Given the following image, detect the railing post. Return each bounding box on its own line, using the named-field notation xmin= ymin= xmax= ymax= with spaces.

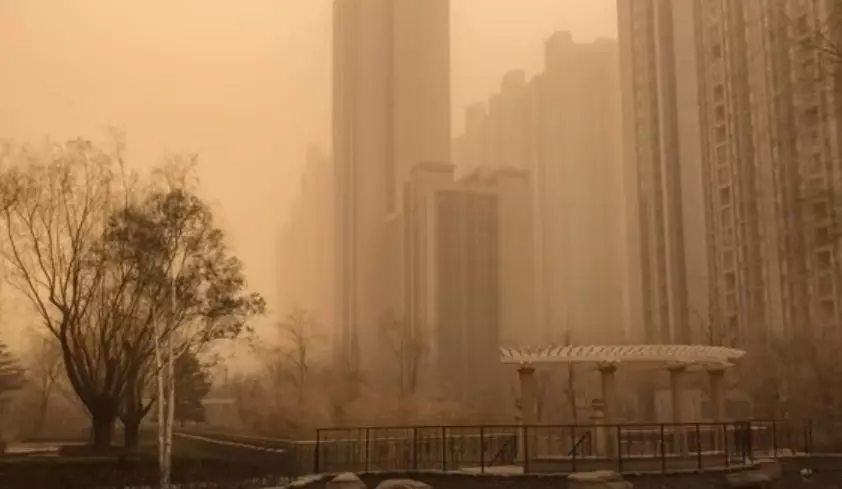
xmin=413 ymin=427 xmax=419 ymax=470
xmin=364 ymin=428 xmax=371 ymax=472
xmin=723 ymin=423 xmax=729 ymax=468
xmin=480 ymin=426 xmax=485 ymax=473
xmin=314 ymin=429 xmax=321 ymax=474
xmin=696 ymin=423 xmax=702 ymax=470
xmin=659 ymin=424 xmax=666 ymax=473
xmin=771 ymin=419 xmax=778 ymax=458
xmin=570 ymin=427 xmax=577 ymax=472
xmin=523 ymin=425 xmax=530 ymax=473
xmin=745 ymin=421 xmax=753 ymax=463
xmin=616 ymin=425 xmax=623 ymax=473
xmin=804 ymin=419 xmax=812 ymax=454
xmin=441 ymin=426 xmax=447 ymax=472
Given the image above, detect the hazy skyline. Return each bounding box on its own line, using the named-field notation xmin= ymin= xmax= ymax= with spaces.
xmin=0 ymin=0 xmax=616 ymax=341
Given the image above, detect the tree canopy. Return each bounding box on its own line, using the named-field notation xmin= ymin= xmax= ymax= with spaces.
xmin=0 ymin=138 xmax=264 ymax=448
xmin=0 ymin=339 xmax=23 ymax=397
xmin=173 ymin=351 xmax=212 ymax=424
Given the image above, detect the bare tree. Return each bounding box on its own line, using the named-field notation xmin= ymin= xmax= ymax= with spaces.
xmin=276 ymin=307 xmax=321 ymax=406
xmin=534 ymin=369 xmax=553 ymax=423
xmin=692 ymin=309 xmax=737 ymax=348
xmin=25 ymin=331 xmax=63 ymax=436
xmin=0 ymin=139 xmax=132 ymax=448
xmin=0 ymin=139 xmax=264 ymax=457
xmin=379 ymin=310 xmax=424 ymax=399
xmin=560 ymin=331 xmax=579 ymax=425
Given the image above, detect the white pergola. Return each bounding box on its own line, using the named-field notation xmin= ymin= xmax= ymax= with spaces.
xmin=500 ymin=344 xmax=745 ymax=368
xmin=501 ymin=344 xmax=747 ymax=429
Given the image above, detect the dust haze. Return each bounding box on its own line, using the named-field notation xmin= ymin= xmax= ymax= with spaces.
xmin=0 ymin=0 xmax=840 ymax=478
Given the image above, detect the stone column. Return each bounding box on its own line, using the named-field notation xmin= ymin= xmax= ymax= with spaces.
xmin=708 ymin=367 xmax=726 ymax=454
xmin=708 ymin=368 xmax=726 ymax=422
xmin=669 ymin=365 xmax=688 ymax=455
xmin=517 ymin=364 xmax=537 ymax=464
xmin=599 ymin=363 xmax=619 ymax=457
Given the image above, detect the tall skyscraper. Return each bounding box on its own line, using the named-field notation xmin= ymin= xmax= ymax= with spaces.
xmin=332 ymin=0 xmax=451 ymax=368
xmin=530 ymin=33 xmax=628 ymax=344
xmin=453 ymin=32 xmax=630 ymax=345
xmin=695 ymin=0 xmax=842 ymax=339
xmin=620 ymin=0 xmax=842 ymax=345
xmin=617 ymin=0 xmax=708 ymax=344
xmin=277 ymin=146 xmax=334 ymax=323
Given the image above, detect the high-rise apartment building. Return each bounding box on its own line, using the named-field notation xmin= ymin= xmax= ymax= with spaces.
xmin=332 ymin=0 xmax=450 ymax=368
xmin=398 ymin=163 xmax=535 ymax=404
xmin=695 ymin=0 xmax=842 ymax=339
xmin=620 ymin=0 xmax=842 ymax=343
xmin=617 ymin=0 xmax=708 ymax=344
xmin=454 ymin=32 xmax=629 ymax=344
xmin=277 ymin=146 xmax=334 ymax=322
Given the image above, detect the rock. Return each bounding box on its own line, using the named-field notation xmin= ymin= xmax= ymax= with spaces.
xmin=726 ymin=471 xmax=773 ymax=489
xmin=568 ymin=470 xmax=633 ymax=489
xmin=373 ymin=479 xmax=432 ymax=489
xmin=328 ymin=473 xmax=367 ymax=489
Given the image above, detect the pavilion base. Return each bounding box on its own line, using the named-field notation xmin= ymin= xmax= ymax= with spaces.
xmin=527 ymin=452 xmax=748 ymax=474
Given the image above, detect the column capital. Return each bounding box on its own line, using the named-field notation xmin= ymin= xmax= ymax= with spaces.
xmin=597 ymin=361 xmax=619 ymax=373
xmin=517 ymin=362 xmax=535 ymax=375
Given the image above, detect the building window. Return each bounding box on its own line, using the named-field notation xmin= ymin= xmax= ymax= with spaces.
xmin=715 ymin=104 xmax=726 ymax=122
xmin=813 ymin=200 xmax=829 ymax=219
xmin=716 ymin=144 xmax=728 ymax=163
xmin=797 ymin=14 xmax=809 ymax=35
xmin=711 ymin=43 xmax=723 ymax=59
xmin=723 ymin=228 xmax=734 ymax=246
xmin=726 ymin=293 xmax=737 ymax=312
xmin=817 ymin=249 xmax=832 ymax=269
xmin=809 ymin=153 xmax=823 ymax=174
xmin=721 ymin=209 xmax=733 ymax=227
xmin=818 ymin=274 xmax=834 ymax=297
xmin=723 ymin=249 xmax=736 ymax=270
xmin=714 ymin=84 xmax=724 ymax=102
xmin=715 ymin=125 xmax=727 ymax=143
xmin=725 ymin=272 xmax=736 ymax=290
xmin=805 ymin=106 xmax=820 ymax=126
xmin=820 ymin=300 xmax=835 ymax=324
xmin=720 ymin=187 xmax=732 ymax=206
xmin=816 ymin=226 xmax=831 ymax=245
xmin=728 ymin=314 xmax=739 ymax=329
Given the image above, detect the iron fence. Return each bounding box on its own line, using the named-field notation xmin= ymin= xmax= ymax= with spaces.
xmin=311 ymin=419 xmax=812 ymax=474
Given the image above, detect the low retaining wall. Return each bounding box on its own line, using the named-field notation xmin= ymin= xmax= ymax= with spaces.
xmin=292 ymin=455 xmax=842 ymax=489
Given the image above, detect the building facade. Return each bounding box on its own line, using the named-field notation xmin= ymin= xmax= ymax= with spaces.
xmin=453 ymin=32 xmax=629 ymax=345
xmin=695 ymin=0 xmax=842 ymax=340
xmin=332 ymin=0 xmax=451 ymax=369
xmin=617 ymin=0 xmax=708 ymax=344
xmin=397 ymin=162 xmax=535 ymax=404
xmin=620 ymin=0 xmax=842 ymax=344
xmin=277 ymin=146 xmax=334 ymax=327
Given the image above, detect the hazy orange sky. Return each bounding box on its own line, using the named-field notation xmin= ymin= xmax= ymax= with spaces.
xmin=0 ymin=0 xmax=616 ymax=339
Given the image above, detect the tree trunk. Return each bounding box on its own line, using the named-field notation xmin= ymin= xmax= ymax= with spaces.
xmin=122 ymin=416 xmax=141 ymax=449
xmin=91 ymin=412 xmax=115 ymax=450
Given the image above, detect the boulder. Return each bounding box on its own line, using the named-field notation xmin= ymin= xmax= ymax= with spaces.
xmin=373 ymin=479 xmax=432 ymax=489
xmin=328 ymin=473 xmax=367 ymax=489
xmin=568 ymin=470 xmax=633 ymax=489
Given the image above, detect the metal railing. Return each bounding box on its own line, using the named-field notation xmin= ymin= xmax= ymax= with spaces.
xmin=310 ymin=419 xmax=813 ymax=474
